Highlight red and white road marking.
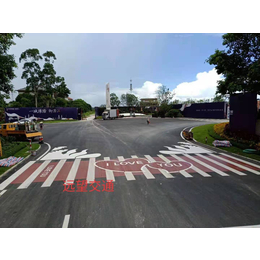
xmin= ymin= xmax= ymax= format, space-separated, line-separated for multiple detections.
xmin=1 ymin=153 xmax=260 ymax=190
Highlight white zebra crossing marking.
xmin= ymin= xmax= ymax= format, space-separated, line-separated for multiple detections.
xmin=117 ymin=156 xmax=125 ymax=162
xmin=131 ymin=155 xmax=138 ymax=158
xmin=0 ymin=161 xmax=35 ymax=190
xmin=156 ymin=155 xmax=175 ymax=178
xmin=0 ymin=190 xmax=7 ymax=197
xmin=118 ymin=156 xmax=136 ymax=180
xmin=171 ymin=154 xmax=211 ymax=177
xmin=87 ymin=158 xmax=96 ymax=182
xmin=141 ymin=165 xmax=155 ymax=179
xmin=104 ymin=157 xmax=115 ymax=182
xmin=196 ymin=154 xmax=246 ymax=176
xmin=183 ymin=154 xmax=229 ymax=177
xmin=218 ymin=154 xmax=260 ymax=175
xmin=66 ymin=159 xmax=81 ymax=182
xmin=18 ymin=160 xmax=51 ymax=189
xmin=42 ymin=159 xmax=66 ymax=187
xmin=145 ymin=155 xmax=174 ymax=179
xmin=62 ymin=214 xmax=70 ymax=228
xmin=168 ymin=155 xmax=193 ymax=178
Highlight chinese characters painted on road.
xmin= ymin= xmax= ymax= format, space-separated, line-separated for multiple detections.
xmin=63 ymin=180 xmax=114 ymax=192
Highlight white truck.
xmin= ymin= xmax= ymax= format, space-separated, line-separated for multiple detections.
xmin=102 ymin=109 xmax=118 ymax=120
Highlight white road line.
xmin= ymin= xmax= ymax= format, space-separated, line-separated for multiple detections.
xmin=220 ymin=153 xmax=260 ymax=170
xmin=171 ymin=154 xmax=211 ymax=177
xmin=41 ymin=160 xmax=66 ymax=187
xmin=183 ymin=154 xmax=229 ymax=176
xmin=125 ymin=171 xmax=136 ymax=181
xmin=156 ymin=155 xmax=174 ymax=178
xmin=144 ymin=155 xmax=155 ymax=162
xmin=167 ymin=154 xmax=193 ymax=178
xmin=228 ymin=224 xmax=260 ymax=228
xmin=141 ymin=166 xmax=155 ymax=179
xmin=37 ymin=142 xmax=51 ymax=161
xmin=87 ymin=158 xmax=96 ymax=182
xmin=18 ymin=160 xmax=51 ymax=189
xmin=103 ymin=157 xmax=115 ymax=182
xmin=197 ymin=154 xmax=246 ymax=176
xmin=117 ymin=156 xmax=125 ymax=161
xmin=131 ymin=155 xmax=138 ymax=158
xmin=0 ymin=161 xmax=35 ymax=190
xmin=65 ymin=159 xmax=81 ymax=182
xmin=212 ymin=154 xmax=260 ymax=175
xmin=0 ymin=190 xmax=7 ymax=197
xmin=62 ymin=214 xmax=70 ymax=228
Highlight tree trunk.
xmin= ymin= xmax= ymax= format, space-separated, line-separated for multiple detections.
xmin=35 ymin=92 xmax=38 ymax=108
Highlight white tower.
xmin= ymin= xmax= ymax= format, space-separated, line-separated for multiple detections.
xmin=106 ymin=83 xmax=111 ymax=110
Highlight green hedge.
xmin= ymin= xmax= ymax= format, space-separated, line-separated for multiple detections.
xmin=0 ymin=137 xmax=27 ymax=159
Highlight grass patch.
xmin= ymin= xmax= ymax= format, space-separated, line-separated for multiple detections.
xmin=0 ymin=143 xmax=40 ymax=176
xmin=83 ymin=111 xmax=95 ymax=118
xmin=192 ymin=124 xmax=260 ymax=161
xmin=95 ymin=116 xmax=103 ymax=120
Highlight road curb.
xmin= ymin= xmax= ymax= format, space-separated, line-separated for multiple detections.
xmin=0 ymin=144 xmax=42 ymax=180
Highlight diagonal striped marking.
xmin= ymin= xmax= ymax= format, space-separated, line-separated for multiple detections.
xmin=66 ymin=159 xmax=81 ymax=182
xmin=117 ymin=156 xmax=124 ymax=162
xmin=87 ymin=158 xmax=96 ymax=182
xmin=212 ymin=154 xmax=260 ymax=175
xmin=156 ymin=155 xmax=174 ymax=178
xmin=41 ymin=159 xmax=66 ymax=187
xmin=220 ymin=153 xmax=260 ymax=169
xmin=183 ymin=154 xmax=229 ymax=176
xmin=145 ymin=155 xmax=174 ymax=178
xmin=0 ymin=161 xmax=35 ymax=190
xmin=167 ymin=154 xmax=193 ymax=178
xmin=104 ymin=157 xmax=115 ymax=182
xmin=18 ymin=161 xmax=51 ymax=189
xmin=171 ymin=154 xmax=211 ymax=177
xmin=197 ymin=154 xmax=246 ymax=176
xmin=141 ymin=165 xmax=155 ymax=179
xmin=125 ymin=171 xmax=136 ymax=181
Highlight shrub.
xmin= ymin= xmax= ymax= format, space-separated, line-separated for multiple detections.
xmin=152 ymin=111 xmax=158 ymax=118
xmin=165 ymin=109 xmax=182 ymax=118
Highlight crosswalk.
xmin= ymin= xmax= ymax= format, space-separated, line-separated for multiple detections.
xmin=0 ymin=153 xmax=260 ymax=191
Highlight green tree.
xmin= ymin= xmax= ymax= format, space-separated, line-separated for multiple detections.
xmin=55 ymin=76 xmax=71 ymax=98
xmin=110 ymin=93 xmax=120 ymax=107
xmin=120 ymin=93 xmax=139 ymax=106
xmin=69 ymin=99 xmax=92 ymax=113
xmin=207 ymin=33 xmax=260 ymax=95
xmin=56 ymin=97 xmax=68 ymax=107
xmin=0 ymin=33 xmax=23 ymax=101
xmin=212 ymin=94 xmax=226 ymax=102
xmin=155 ymin=85 xmax=174 ymax=105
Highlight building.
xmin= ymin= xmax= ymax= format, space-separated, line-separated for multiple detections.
xmin=140 ymin=98 xmax=159 ymax=112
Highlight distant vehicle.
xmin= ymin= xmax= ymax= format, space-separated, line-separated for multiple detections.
xmin=0 ymin=122 xmax=44 ymax=143
xmin=102 ymin=109 xmax=119 ymax=120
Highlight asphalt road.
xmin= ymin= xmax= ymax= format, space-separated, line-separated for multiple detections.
xmin=0 ymin=117 xmax=260 ymax=228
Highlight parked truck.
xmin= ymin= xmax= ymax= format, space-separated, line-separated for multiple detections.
xmin=102 ymin=109 xmax=119 ymax=120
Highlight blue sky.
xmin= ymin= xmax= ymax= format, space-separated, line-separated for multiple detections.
xmin=9 ymin=33 xmax=225 ymax=106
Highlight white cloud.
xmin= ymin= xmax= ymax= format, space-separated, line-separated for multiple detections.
xmin=174 ymin=68 xmax=223 ymax=101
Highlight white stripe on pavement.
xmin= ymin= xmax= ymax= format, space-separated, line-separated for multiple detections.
xmin=168 ymin=154 xmax=193 ymax=178
xmin=156 ymin=155 xmax=174 ymax=178
xmin=197 ymin=154 xmax=246 ymax=176
xmin=124 ymin=171 xmax=136 ymax=181
xmin=141 ymin=165 xmax=155 ymax=179
xmin=171 ymin=154 xmax=211 ymax=177
xmin=131 ymin=155 xmax=138 ymax=158
xmin=18 ymin=160 xmax=51 ymax=189
xmin=0 ymin=190 xmax=7 ymax=197
xmin=144 ymin=155 xmax=155 ymax=162
xmin=220 ymin=153 xmax=260 ymax=173
xmin=41 ymin=160 xmax=66 ymax=187
xmin=62 ymin=214 xmax=70 ymax=228
xmin=157 ymin=154 xmax=171 ymax=163
xmin=66 ymin=159 xmax=81 ymax=182
xmin=183 ymin=154 xmax=229 ymax=177
xmin=87 ymin=158 xmax=96 ymax=182
xmin=117 ymin=156 xmax=125 ymax=162
xmin=103 ymin=157 xmax=115 ymax=182
xmin=0 ymin=161 xmax=35 ymax=190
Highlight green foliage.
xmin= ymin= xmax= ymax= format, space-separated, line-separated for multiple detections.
xmin=0 ymin=33 xmax=23 ymax=99
xmin=69 ymin=99 xmax=92 ymax=113
xmin=0 ymin=136 xmax=27 ymax=159
xmin=212 ymin=94 xmax=226 ymax=102
xmin=7 ymin=101 xmax=22 ymax=107
xmin=110 ymin=93 xmax=120 ymax=107
xmin=16 ymin=93 xmax=34 ymax=107
xmin=152 ymin=111 xmax=158 ymax=117
xmin=165 ymin=109 xmax=182 ymax=118
xmin=207 ymin=33 xmax=260 ymax=95
xmin=120 ymin=93 xmax=139 ymax=106
xmin=55 ymin=97 xmax=68 ymax=107
xmin=155 ymin=85 xmax=174 ymax=105
xmin=158 ymin=103 xmax=171 ymax=117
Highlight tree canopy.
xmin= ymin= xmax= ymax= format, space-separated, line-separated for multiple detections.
xmin=0 ymin=33 xmax=23 ymax=100
xmin=155 ymin=85 xmax=174 ymax=105
xmin=207 ymin=33 xmax=260 ymax=95
xmin=69 ymin=99 xmax=92 ymax=113
xmin=120 ymin=93 xmax=139 ymax=106
xmin=110 ymin=93 xmax=120 ymax=107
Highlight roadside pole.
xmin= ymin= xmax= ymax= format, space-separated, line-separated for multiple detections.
xmin=0 ymin=139 xmax=2 ymax=157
